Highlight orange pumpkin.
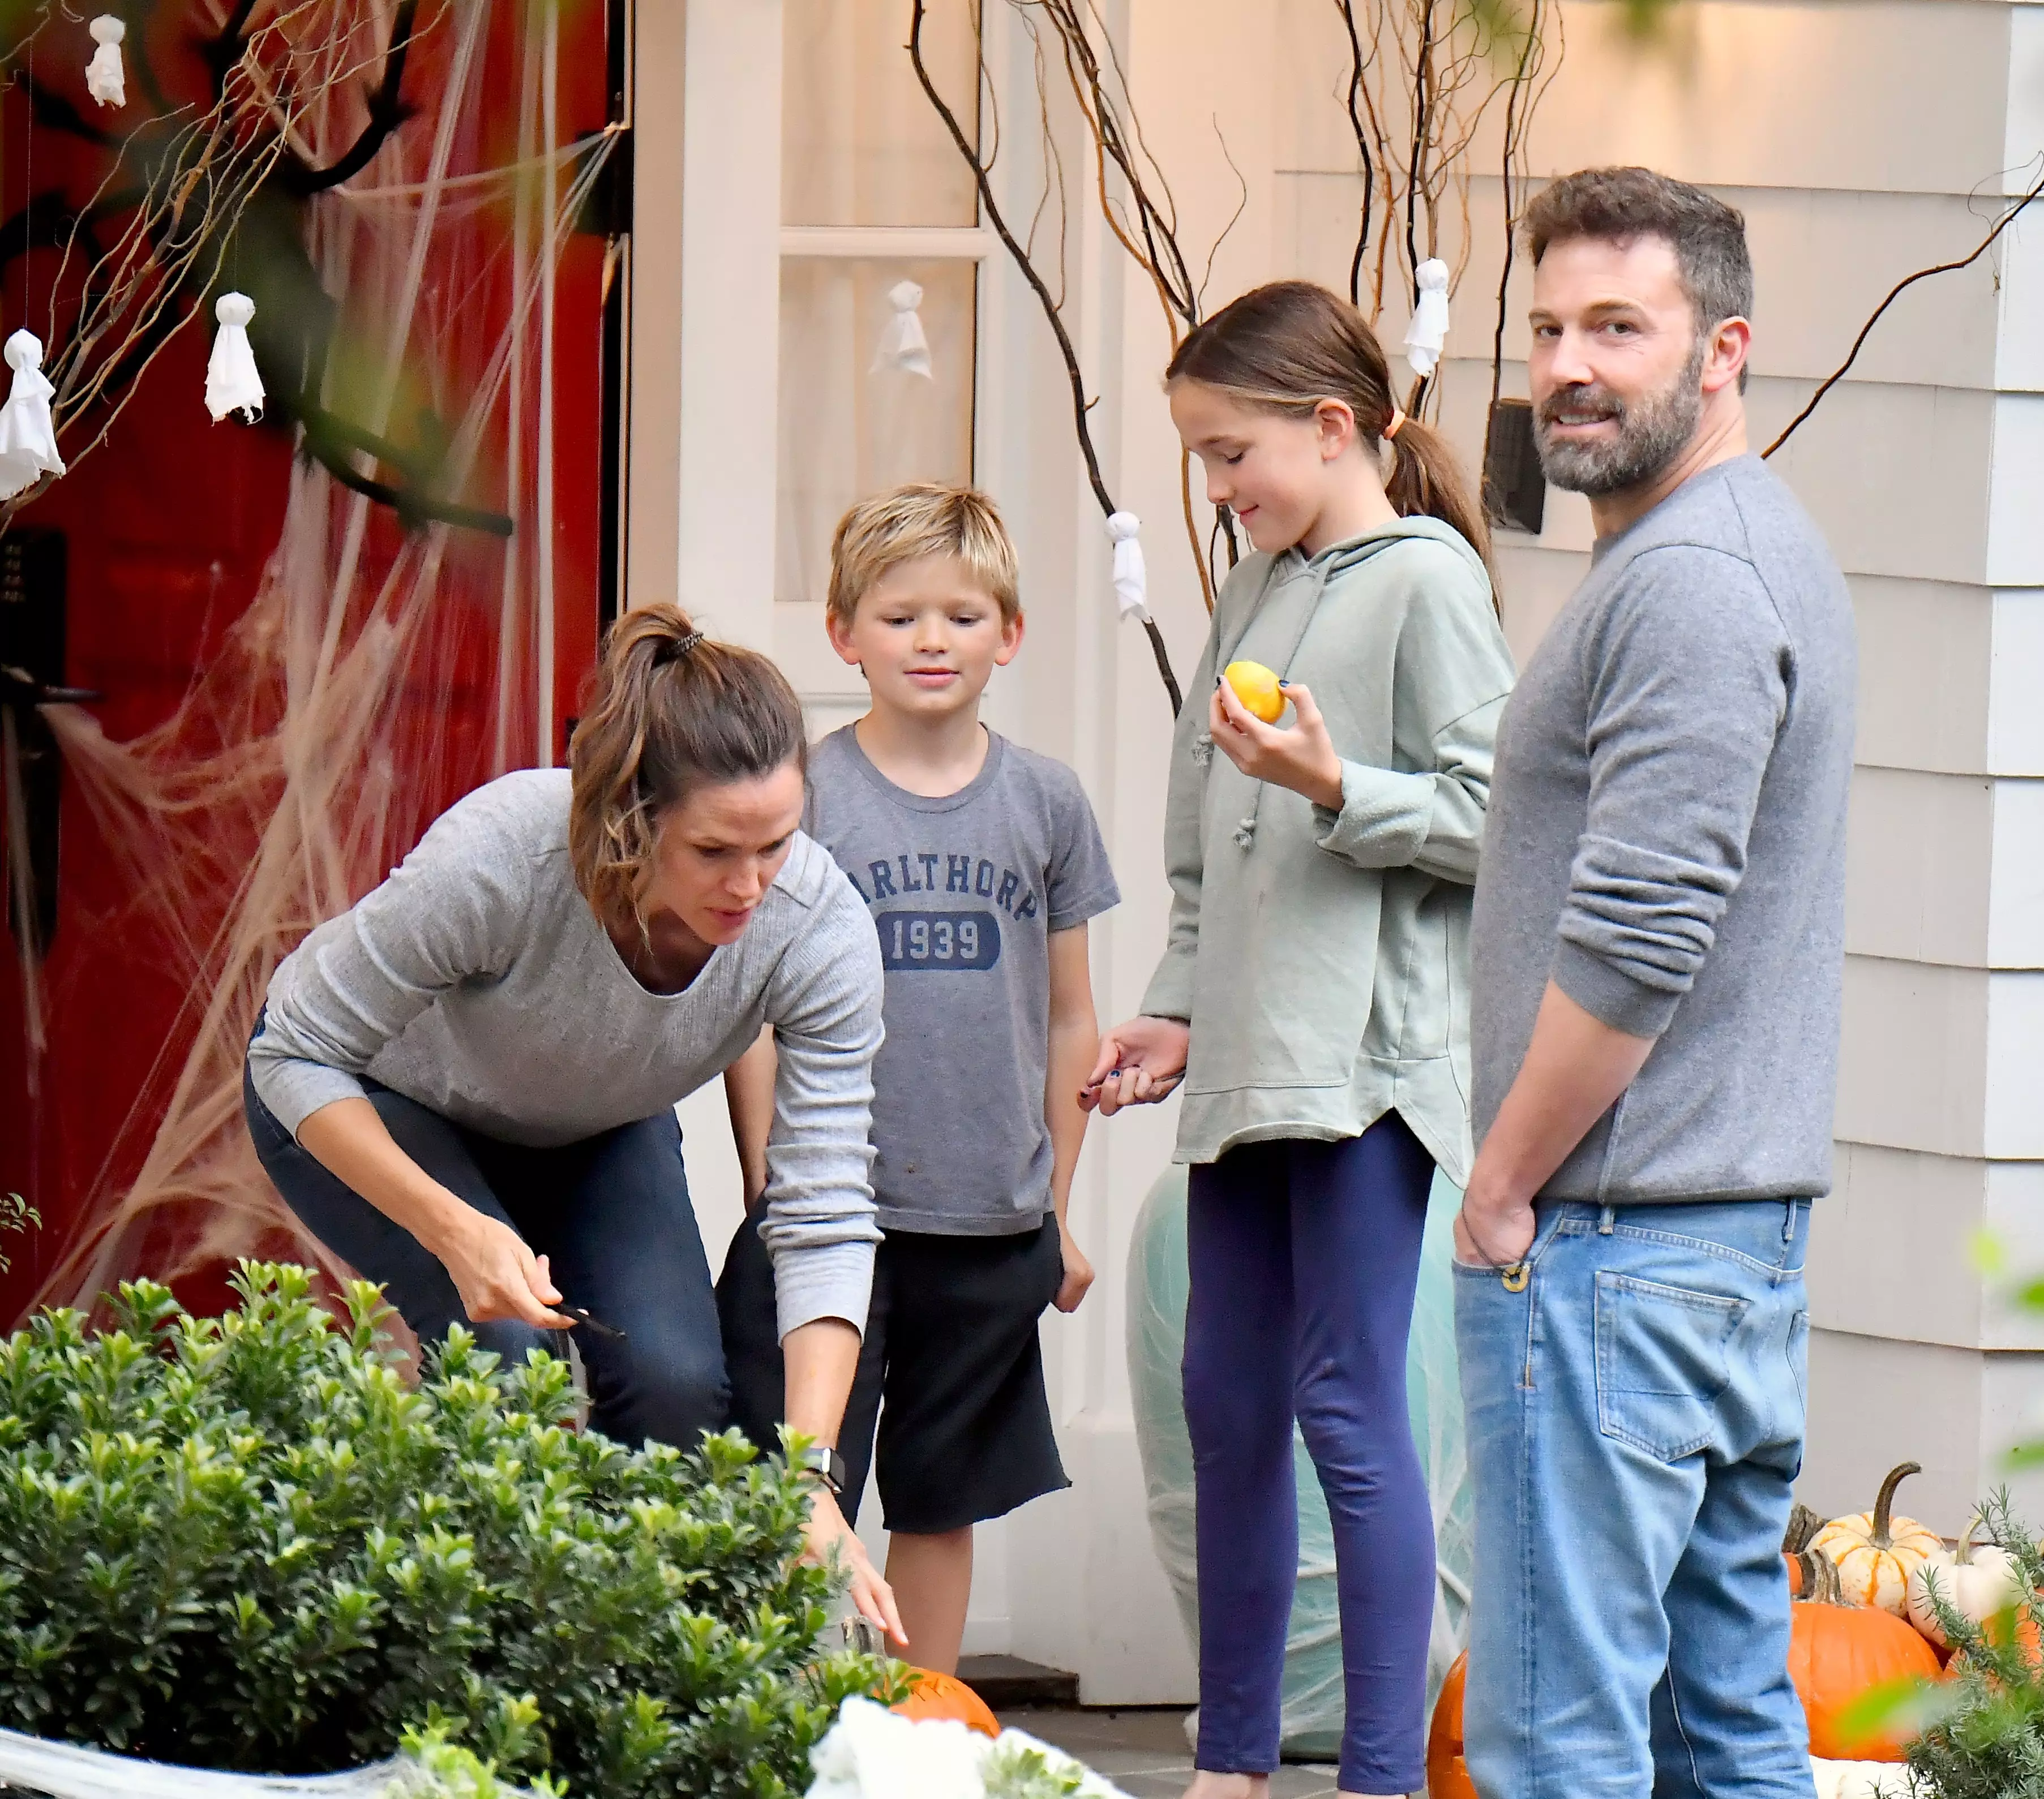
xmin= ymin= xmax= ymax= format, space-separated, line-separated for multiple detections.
xmin=1789 ymin=1551 xmax=1941 ymax=1761
xmin=892 ymin=1667 xmax=1000 ymax=1738
xmin=1949 ymin=1598 xmax=2044 ymax=1675
xmin=1426 ymin=1652 xmax=1477 ymax=1799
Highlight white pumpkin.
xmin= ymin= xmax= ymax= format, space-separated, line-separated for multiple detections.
xmin=1811 ymin=1757 xmax=1918 ymax=1798
xmin=1906 ymin=1522 xmax=2025 ymax=1646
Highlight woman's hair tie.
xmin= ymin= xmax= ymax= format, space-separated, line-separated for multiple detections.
xmin=653 ymin=627 xmax=706 ymax=667
xmin=1383 ymin=407 xmax=1407 ymax=442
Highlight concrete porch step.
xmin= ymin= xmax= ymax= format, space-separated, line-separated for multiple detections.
xmin=957 ymin=1653 xmax=1081 ymax=1709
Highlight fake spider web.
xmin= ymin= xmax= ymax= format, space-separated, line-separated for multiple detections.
xmin=6 ymin=0 xmax=616 ymax=1334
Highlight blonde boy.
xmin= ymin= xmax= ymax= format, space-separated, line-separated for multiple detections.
xmin=717 ymin=484 xmax=1117 ymax=1671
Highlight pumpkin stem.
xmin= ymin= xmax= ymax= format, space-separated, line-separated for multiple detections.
xmin=1957 ymin=1510 xmax=1983 ymax=1567
xmin=1870 ymin=1461 xmax=1921 ymax=1550
xmin=1784 ymin=1501 xmax=1825 ymax=1556
xmin=1803 ymin=1547 xmax=1845 ymax=1608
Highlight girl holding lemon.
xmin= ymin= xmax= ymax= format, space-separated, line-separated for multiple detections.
xmin=1085 ymin=281 xmax=1515 ymax=1799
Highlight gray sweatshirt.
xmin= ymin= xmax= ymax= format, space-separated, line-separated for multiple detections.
xmin=1469 ymin=456 xmax=1856 ymax=1203
xmin=249 ymin=769 xmax=885 ymax=1338
xmin=1143 ymin=517 xmax=1515 ymax=1182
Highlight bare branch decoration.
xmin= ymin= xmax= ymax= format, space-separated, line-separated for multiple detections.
xmin=0 ymin=0 xmax=536 ymax=540
xmin=910 ymin=0 xmax=1189 ymax=714
xmin=1762 ymin=163 xmax=2044 ymax=459
xmin=1331 ymin=0 xmax=1558 ymax=429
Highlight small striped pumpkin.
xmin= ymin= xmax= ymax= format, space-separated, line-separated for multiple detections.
xmin=1811 ymin=1463 xmax=1943 ymax=1617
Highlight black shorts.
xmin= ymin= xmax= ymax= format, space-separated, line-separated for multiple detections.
xmin=717 ymin=1215 xmax=1070 ymax=1535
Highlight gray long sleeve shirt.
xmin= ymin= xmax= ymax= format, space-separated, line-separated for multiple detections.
xmin=248 ymin=769 xmax=885 ymax=1338
xmin=1469 ymin=455 xmax=1856 ymax=1203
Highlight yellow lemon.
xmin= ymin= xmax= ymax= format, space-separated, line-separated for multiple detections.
xmin=1223 ymin=660 xmax=1285 ymax=724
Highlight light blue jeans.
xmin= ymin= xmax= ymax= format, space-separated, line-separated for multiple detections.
xmin=1454 ymin=1199 xmax=1814 ymax=1799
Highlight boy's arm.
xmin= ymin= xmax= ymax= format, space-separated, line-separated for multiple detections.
xmin=1045 ymin=922 xmax=1100 ymax=1313
xmin=724 ymin=1024 xmax=777 ymax=1212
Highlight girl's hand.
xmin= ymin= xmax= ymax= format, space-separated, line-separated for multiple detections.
xmin=1082 ymin=1016 xmax=1190 ymax=1117
xmin=435 ymin=1207 xmax=575 ymax=1330
xmin=1053 ymin=1221 xmax=1095 ymax=1313
xmin=803 ymin=1485 xmax=907 ymax=1648
xmin=1210 ymin=677 xmax=1345 ymax=812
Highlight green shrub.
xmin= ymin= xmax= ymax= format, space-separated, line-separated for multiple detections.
xmin=0 ymin=1263 xmax=897 ymax=1797
xmin=0 ymin=1192 xmax=37 ymax=1277
xmin=402 ymin=1727 xmax=565 ymax=1798
xmin=1904 ymin=1491 xmax=2044 ymax=1797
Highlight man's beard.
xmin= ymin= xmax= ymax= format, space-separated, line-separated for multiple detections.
xmin=1535 ymin=339 xmax=1705 ymax=496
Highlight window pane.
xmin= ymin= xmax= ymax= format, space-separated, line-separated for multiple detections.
xmin=782 ymin=0 xmax=980 ymax=227
xmin=775 ymin=259 xmax=978 ymax=606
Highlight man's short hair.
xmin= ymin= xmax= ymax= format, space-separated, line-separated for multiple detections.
xmin=1523 ymin=167 xmax=1754 ymax=337
xmin=828 ymin=483 xmax=1021 ymax=630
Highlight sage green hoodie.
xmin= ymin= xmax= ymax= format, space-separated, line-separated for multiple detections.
xmin=1141 ymin=516 xmax=1515 ymax=1183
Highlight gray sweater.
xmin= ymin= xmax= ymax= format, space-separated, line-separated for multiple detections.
xmin=1469 ymin=456 xmax=1856 ymax=1203
xmin=249 ymin=769 xmax=885 ymax=1338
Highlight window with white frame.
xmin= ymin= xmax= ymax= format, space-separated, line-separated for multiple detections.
xmin=774 ymin=0 xmax=990 ymax=630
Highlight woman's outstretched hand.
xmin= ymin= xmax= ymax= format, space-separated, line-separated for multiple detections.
xmin=436 ymin=1207 xmax=575 ymax=1330
xmin=1210 ymin=677 xmax=1345 ymax=811
xmin=1082 ymin=1016 xmax=1190 ymax=1116
xmin=804 ymin=1486 xmax=907 ymax=1648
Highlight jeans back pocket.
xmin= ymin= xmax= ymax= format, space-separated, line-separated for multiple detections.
xmin=1595 ymin=1272 xmax=1749 ymax=1462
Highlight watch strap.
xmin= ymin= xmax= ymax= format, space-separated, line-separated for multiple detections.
xmin=799 ymin=1444 xmax=847 ymax=1496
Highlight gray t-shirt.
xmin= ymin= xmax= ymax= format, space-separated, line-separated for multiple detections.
xmin=804 ymin=727 xmax=1120 ymax=1235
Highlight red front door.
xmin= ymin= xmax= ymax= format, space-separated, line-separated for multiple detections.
xmin=0 ymin=1 xmax=615 ymax=1322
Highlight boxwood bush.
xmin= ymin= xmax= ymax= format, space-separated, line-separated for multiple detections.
xmin=0 ymin=1263 xmax=894 ymax=1797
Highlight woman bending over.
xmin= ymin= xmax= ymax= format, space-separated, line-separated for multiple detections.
xmin=244 ymin=603 xmax=898 ymax=1637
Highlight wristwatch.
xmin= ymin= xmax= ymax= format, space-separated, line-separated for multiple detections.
xmin=798 ymin=1444 xmax=848 ymax=1497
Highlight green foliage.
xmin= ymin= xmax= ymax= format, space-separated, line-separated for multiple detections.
xmin=0 ymin=1192 xmax=38 ymax=1277
xmin=1905 ymin=1491 xmax=2044 ymax=1798
xmin=980 ymin=1739 xmax=1090 ymax=1798
xmin=401 ymin=1727 xmax=565 ymax=1799
xmin=0 ymin=1263 xmax=903 ymax=1798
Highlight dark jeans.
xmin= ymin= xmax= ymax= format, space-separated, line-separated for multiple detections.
xmin=1184 ymin=1111 xmax=1437 ymax=1797
xmin=243 ymin=1060 xmax=729 ymax=1451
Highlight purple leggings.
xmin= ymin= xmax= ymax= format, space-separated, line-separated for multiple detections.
xmin=1184 ymin=1113 xmax=1436 ymax=1794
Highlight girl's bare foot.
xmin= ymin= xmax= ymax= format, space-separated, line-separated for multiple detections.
xmin=1181 ymin=1775 xmax=1269 ymax=1799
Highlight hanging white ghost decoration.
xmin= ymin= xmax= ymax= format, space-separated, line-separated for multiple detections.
xmin=871 ymin=280 xmax=933 ymax=380
xmin=1404 ymin=257 xmax=1452 ymax=380
xmin=85 ymin=16 xmax=126 ymax=109
xmin=0 ymin=331 xmax=66 ymax=501
xmin=205 ymin=292 xmax=264 ymax=423
xmin=1105 ymin=512 xmax=1148 ymax=622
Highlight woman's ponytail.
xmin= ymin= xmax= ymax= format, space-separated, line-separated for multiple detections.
xmin=1383 ymin=414 xmax=1493 ymax=574
xmin=568 ymin=602 xmax=807 ymax=942
xmin=1165 ymin=279 xmax=1496 ymax=596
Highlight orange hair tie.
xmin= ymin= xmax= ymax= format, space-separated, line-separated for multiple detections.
xmin=1383 ymin=407 xmax=1408 ymax=441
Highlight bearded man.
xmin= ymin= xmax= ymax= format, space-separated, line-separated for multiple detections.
xmin=1456 ymin=168 xmax=1857 ymax=1797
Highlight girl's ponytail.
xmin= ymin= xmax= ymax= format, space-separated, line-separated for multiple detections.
xmin=568 ymin=602 xmax=807 ymax=942
xmin=1383 ymin=413 xmax=1493 ymax=574
xmin=1165 ymin=279 xmax=1496 ymax=596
